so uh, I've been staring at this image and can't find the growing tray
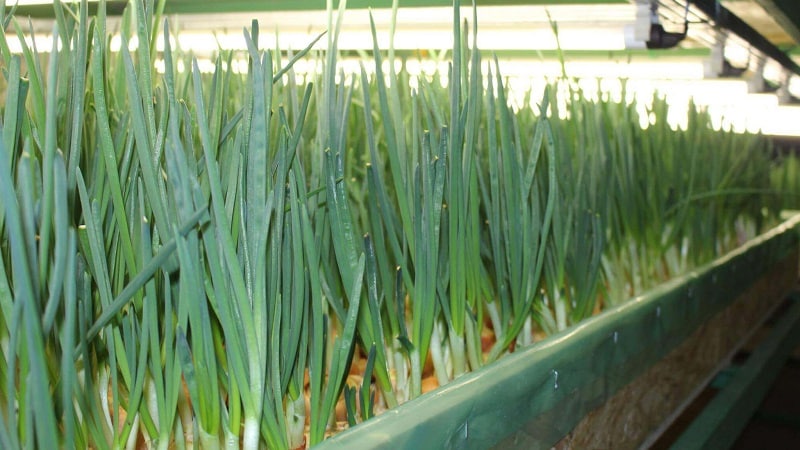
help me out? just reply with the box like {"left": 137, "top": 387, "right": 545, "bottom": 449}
{"left": 316, "top": 213, "right": 800, "bottom": 449}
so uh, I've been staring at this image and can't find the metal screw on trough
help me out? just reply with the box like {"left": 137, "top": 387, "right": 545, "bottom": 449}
{"left": 553, "top": 370, "right": 559, "bottom": 390}
{"left": 613, "top": 331, "right": 619, "bottom": 344}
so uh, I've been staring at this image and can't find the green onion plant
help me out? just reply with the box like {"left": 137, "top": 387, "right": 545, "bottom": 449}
{"left": 0, "top": 0, "right": 790, "bottom": 448}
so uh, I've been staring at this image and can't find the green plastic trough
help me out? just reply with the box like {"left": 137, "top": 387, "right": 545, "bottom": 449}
{"left": 315, "top": 213, "right": 800, "bottom": 450}
{"left": 671, "top": 293, "right": 800, "bottom": 449}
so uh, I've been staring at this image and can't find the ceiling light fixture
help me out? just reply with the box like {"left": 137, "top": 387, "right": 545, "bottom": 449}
{"left": 645, "top": 0, "right": 689, "bottom": 49}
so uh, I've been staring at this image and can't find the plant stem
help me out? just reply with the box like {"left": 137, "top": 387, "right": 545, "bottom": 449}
{"left": 449, "top": 328, "right": 467, "bottom": 378}
{"left": 286, "top": 393, "right": 305, "bottom": 450}
{"left": 554, "top": 290, "right": 568, "bottom": 333}
{"left": 392, "top": 342, "right": 409, "bottom": 403}
{"left": 409, "top": 348, "right": 422, "bottom": 399}
{"left": 429, "top": 324, "right": 450, "bottom": 387}
{"left": 242, "top": 415, "right": 260, "bottom": 450}
{"left": 198, "top": 426, "right": 220, "bottom": 450}
{"left": 464, "top": 317, "right": 482, "bottom": 370}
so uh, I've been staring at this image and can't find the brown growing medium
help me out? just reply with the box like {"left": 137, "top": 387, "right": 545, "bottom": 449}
{"left": 550, "top": 250, "right": 799, "bottom": 450}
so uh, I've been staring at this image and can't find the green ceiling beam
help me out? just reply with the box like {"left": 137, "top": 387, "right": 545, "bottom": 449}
{"left": 6, "top": 0, "right": 628, "bottom": 18}
{"left": 4, "top": 1, "right": 127, "bottom": 19}
{"left": 773, "top": 0, "right": 800, "bottom": 26}
{"left": 771, "top": 0, "right": 800, "bottom": 44}
{"left": 162, "top": 0, "right": 627, "bottom": 14}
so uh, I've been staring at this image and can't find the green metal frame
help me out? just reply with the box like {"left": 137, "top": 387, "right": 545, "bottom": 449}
{"left": 161, "top": 0, "right": 627, "bottom": 14}
{"left": 314, "top": 214, "right": 800, "bottom": 449}
{"left": 5, "top": 0, "right": 627, "bottom": 18}
{"left": 770, "top": 0, "right": 800, "bottom": 44}
{"left": 670, "top": 293, "right": 800, "bottom": 449}
{"left": 3, "top": 1, "right": 127, "bottom": 18}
